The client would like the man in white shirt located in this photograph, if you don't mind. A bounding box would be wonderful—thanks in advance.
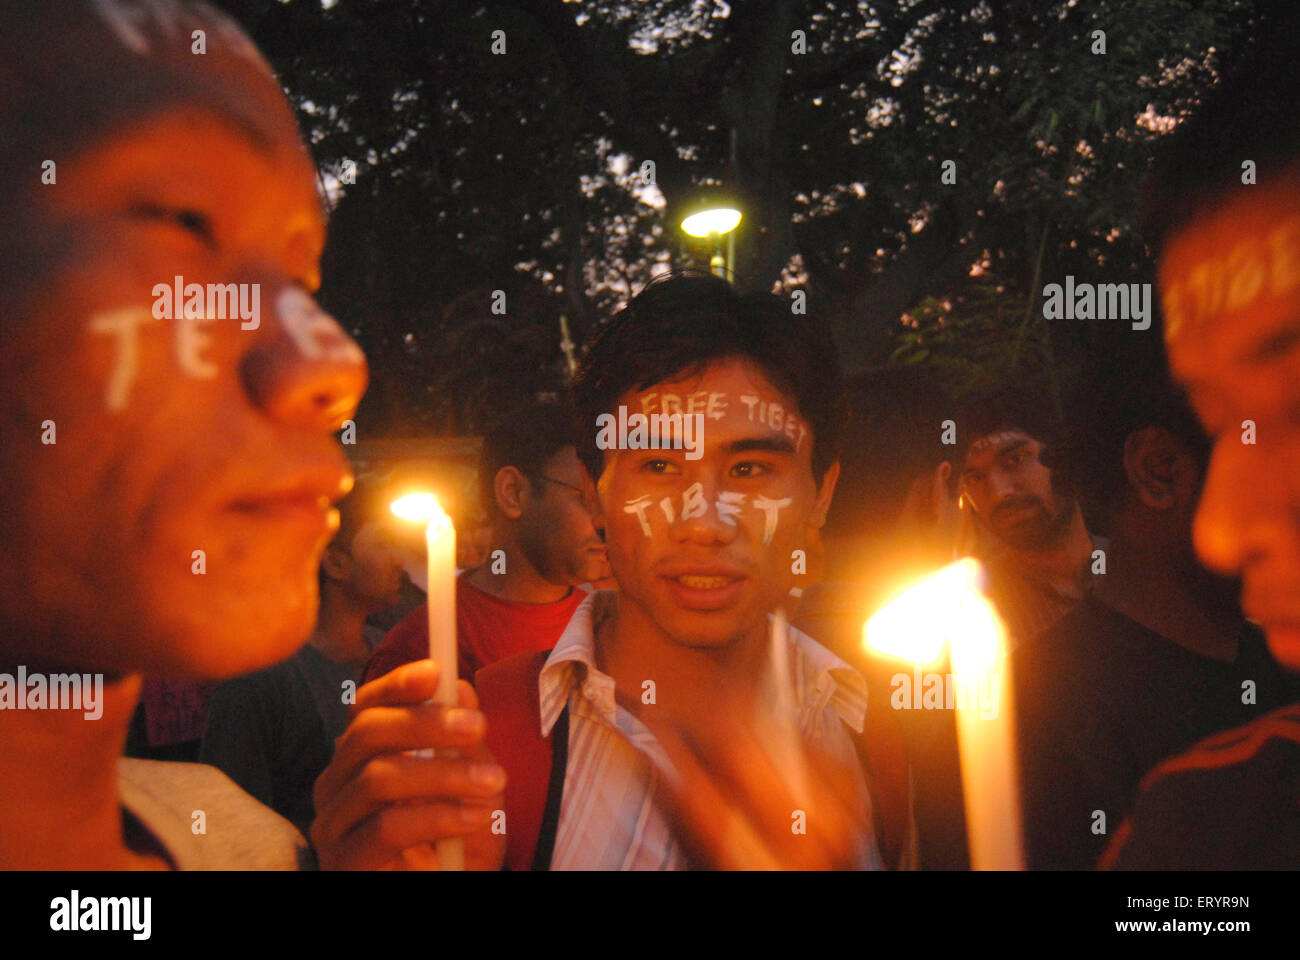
[313,273,892,870]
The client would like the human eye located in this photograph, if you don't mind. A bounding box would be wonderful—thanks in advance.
[132,202,215,245]
[640,457,680,475]
[730,460,771,479]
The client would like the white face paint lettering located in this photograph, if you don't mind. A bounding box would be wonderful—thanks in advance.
[175,314,218,379]
[625,487,780,541]
[736,392,808,452]
[90,0,151,54]
[968,430,1023,454]
[91,0,268,66]
[623,495,653,537]
[716,491,746,525]
[89,308,156,411]
[752,495,793,545]
[277,288,365,364]
[679,482,708,521]
[1163,216,1300,342]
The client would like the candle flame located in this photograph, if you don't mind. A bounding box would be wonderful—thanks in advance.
[863,558,1005,671]
[390,492,452,534]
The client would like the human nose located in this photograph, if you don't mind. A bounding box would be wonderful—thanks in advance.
[1193,439,1272,577]
[241,285,368,432]
[987,468,1017,503]
[670,477,737,546]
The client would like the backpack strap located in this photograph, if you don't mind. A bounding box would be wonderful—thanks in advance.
[476,650,565,871]
[530,704,568,870]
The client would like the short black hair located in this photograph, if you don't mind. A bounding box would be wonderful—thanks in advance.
[1141,7,1300,256]
[953,383,1063,481]
[570,271,844,484]
[1051,320,1209,536]
[478,397,577,519]
[825,365,954,542]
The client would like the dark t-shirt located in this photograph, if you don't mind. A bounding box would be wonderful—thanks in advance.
[1015,595,1300,869]
[1103,704,1300,869]
[362,575,588,686]
[200,644,359,834]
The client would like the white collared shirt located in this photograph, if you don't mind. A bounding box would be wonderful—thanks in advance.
[539,591,881,870]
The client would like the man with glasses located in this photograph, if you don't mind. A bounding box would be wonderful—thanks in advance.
[362,399,610,685]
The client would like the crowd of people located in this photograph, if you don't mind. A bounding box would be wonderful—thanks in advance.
[1,0,1297,871]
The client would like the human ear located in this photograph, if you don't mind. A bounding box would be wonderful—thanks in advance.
[929,461,952,525]
[321,543,351,582]
[494,466,528,520]
[1123,426,1180,510]
[809,460,840,529]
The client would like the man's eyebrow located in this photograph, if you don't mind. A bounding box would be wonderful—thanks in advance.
[995,439,1031,458]
[725,436,797,456]
[1241,322,1300,364]
[965,437,1029,469]
[209,110,277,158]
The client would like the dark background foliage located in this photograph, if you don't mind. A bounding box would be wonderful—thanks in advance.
[214,0,1273,437]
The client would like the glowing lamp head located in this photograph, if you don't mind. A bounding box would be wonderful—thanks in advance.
[864,558,1006,671]
[681,207,742,237]
[390,492,453,535]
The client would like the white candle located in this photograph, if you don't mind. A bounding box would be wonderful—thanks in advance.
[425,500,464,871]
[391,492,464,871]
[864,558,1024,870]
[425,503,458,707]
[947,578,1022,871]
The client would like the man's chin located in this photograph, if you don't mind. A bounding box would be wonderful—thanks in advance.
[151,577,318,677]
[657,604,765,650]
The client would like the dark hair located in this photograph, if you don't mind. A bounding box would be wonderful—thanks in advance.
[478,397,577,519]
[570,271,844,484]
[1141,8,1300,256]
[1050,319,1209,536]
[825,365,954,542]
[953,383,1063,481]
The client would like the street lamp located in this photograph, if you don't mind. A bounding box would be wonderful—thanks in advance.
[680,197,742,281]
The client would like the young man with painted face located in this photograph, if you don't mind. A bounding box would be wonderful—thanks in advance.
[1101,23,1300,869]
[956,389,1096,648]
[200,480,406,835]
[311,273,882,870]
[0,0,382,868]
[360,400,609,687]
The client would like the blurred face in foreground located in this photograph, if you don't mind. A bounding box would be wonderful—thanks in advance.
[1161,174,1300,669]
[594,358,837,649]
[0,2,367,678]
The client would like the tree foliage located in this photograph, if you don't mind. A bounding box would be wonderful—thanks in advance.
[214,0,1271,434]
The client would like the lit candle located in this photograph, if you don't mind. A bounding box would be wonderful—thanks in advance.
[390,492,464,871]
[863,558,1024,870]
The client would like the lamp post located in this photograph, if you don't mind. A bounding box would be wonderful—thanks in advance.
[681,204,742,281]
